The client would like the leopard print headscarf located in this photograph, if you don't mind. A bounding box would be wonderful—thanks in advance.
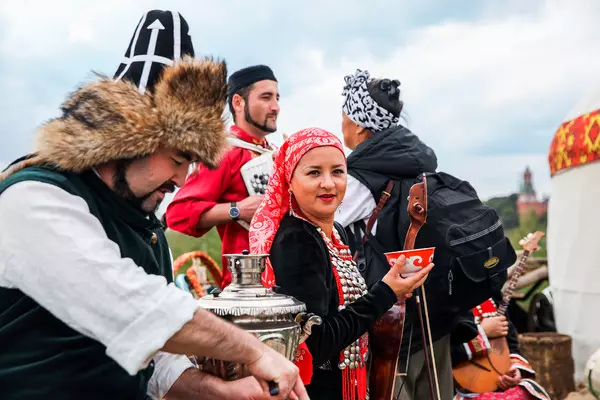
[342,69,399,132]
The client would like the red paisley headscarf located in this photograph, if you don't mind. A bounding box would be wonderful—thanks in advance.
[249,127,345,384]
[250,127,345,286]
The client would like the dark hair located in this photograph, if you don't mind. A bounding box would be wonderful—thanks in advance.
[227,84,253,123]
[367,78,403,118]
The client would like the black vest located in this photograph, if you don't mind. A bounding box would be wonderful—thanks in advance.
[0,166,172,399]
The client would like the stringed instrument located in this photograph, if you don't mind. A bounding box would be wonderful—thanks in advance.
[369,176,429,400]
[452,231,544,393]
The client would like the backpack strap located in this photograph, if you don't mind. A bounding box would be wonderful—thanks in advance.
[353,180,395,263]
[363,180,395,242]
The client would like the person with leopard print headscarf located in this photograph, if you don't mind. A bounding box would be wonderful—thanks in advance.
[336,69,456,400]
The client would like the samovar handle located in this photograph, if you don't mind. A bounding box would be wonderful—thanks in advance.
[295,313,322,344]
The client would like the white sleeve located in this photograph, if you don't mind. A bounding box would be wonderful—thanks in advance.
[336,174,376,228]
[146,352,195,400]
[0,181,200,376]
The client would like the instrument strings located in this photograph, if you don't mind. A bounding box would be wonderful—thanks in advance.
[394,325,414,400]
[420,285,442,400]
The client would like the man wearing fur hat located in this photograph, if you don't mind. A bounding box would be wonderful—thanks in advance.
[0,10,306,400]
[166,64,280,288]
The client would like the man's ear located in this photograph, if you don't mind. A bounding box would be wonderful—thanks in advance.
[232,93,245,113]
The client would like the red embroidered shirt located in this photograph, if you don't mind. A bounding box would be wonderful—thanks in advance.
[166,126,271,287]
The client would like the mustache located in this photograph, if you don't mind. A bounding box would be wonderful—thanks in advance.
[244,101,277,133]
[139,181,176,202]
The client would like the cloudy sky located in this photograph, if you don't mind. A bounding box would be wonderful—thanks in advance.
[2,0,600,200]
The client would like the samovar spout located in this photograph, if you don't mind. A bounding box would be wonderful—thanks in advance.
[295,313,322,344]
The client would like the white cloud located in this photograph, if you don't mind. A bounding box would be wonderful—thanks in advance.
[275,0,600,199]
[0,1,115,57]
[0,0,282,59]
[448,153,551,200]
[68,19,95,44]
[1,0,597,201]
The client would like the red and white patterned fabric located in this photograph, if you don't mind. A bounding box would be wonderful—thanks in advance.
[463,324,492,360]
[472,298,499,323]
[249,127,345,287]
[249,127,345,386]
[454,384,545,400]
[510,354,536,376]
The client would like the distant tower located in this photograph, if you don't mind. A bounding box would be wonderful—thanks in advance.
[518,166,537,203]
[516,166,547,220]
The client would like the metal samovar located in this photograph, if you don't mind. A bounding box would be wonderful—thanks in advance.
[195,250,321,381]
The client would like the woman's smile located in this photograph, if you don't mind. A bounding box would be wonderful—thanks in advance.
[317,193,336,203]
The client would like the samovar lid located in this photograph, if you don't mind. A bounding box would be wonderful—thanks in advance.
[196,251,307,317]
[196,289,306,317]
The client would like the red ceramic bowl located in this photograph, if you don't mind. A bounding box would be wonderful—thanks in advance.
[384,247,435,277]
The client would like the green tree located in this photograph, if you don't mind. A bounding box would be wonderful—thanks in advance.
[485,194,519,229]
[507,209,547,257]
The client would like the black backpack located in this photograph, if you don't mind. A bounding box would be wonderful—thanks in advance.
[349,171,517,314]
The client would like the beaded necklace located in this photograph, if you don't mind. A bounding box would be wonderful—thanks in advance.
[289,205,370,399]
[315,225,369,400]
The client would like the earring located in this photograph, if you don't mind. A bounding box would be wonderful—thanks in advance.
[288,189,294,214]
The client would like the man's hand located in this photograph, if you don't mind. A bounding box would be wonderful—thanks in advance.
[498,367,521,390]
[164,368,273,400]
[219,376,272,400]
[163,310,307,399]
[382,255,433,298]
[245,346,309,400]
[238,195,265,222]
[480,316,509,339]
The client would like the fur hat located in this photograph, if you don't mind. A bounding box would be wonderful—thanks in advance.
[1,56,228,182]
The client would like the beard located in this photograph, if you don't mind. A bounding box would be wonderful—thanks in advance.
[113,160,158,214]
[244,102,277,133]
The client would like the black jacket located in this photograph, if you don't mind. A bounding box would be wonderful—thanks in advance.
[347,124,437,203]
[345,125,455,359]
[269,215,397,400]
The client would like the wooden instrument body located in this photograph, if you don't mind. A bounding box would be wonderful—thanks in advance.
[451,231,545,394]
[368,302,406,399]
[368,178,428,400]
[452,336,512,393]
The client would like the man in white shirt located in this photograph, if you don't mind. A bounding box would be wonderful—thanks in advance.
[0,10,306,400]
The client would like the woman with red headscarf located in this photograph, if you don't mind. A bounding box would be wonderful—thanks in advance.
[249,127,433,400]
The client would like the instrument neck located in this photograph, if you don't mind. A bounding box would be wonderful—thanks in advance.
[403,223,423,251]
[497,250,530,316]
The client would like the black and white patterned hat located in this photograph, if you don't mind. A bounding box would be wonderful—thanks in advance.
[342,69,400,132]
[114,10,195,94]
